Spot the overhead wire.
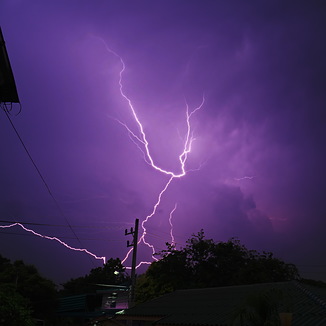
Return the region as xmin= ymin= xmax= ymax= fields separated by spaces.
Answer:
xmin=0 ymin=102 xmax=22 ymax=116
xmin=1 ymin=103 xmax=191 ymax=263
xmin=144 ymin=228 xmax=186 ymax=244
xmin=1 ymin=104 xmax=97 ymax=266
xmin=0 ymin=219 xmax=126 ymax=229
xmin=0 ymin=229 xmax=124 ymax=242
xmin=2 ymin=106 xmax=54 ymax=198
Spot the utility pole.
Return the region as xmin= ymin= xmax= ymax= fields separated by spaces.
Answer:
xmin=125 ymin=218 xmax=139 ymax=308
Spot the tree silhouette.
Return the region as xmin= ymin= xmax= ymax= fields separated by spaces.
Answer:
xmin=0 ymin=254 xmax=57 ymax=324
xmin=136 ymin=231 xmax=299 ymax=303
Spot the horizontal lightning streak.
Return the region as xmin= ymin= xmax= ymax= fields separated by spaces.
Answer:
xmin=0 ymin=223 xmax=106 ymax=264
xmin=2 ymin=38 xmax=205 ymax=271
xmin=2 ymin=104 xmax=105 ymax=266
xmin=234 ymin=176 xmax=256 ymax=181
xmin=0 ymin=35 xmax=208 ymax=274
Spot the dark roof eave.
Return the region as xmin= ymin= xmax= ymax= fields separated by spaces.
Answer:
xmin=116 ymin=315 xmax=165 ymax=321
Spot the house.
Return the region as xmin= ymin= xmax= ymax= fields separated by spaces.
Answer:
xmin=58 ymin=285 xmax=129 ymax=324
xmin=108 ymin=281 xmax=326 ymax=326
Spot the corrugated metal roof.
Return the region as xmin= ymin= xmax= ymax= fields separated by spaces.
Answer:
xmin=157 ymin=312 xmax=230 ymax=326
xmin=58 ymin=294 xmax=87 ymax=312
xmin=118 ymin=281 xmax=326 ymax=326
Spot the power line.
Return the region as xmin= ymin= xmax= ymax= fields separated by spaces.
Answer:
xmin=0 ymin=219 xmax=125 ymax=229
xmin=146 ymin=224 xmax=190 ymax=239
xmin=0 ymin=229 xmax=124 ymax=242
xmin=144 ymin=229 xmax=185 ymax=245
xmin=2 ymin=106 xmax=54 ymax=197
xmin=1 ymin=105 xmax=93 ymax=263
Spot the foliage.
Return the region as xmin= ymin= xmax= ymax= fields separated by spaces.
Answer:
xmin=61 ymin=258 xmax=130 ymax=295
xmin=136 ymin=230 xmax=299 ymax=303
xmin=136 ymin=244 xmax=188 ymax=302
xmin=0 ymin=284 xmax=35 ymax=326
xmin=0 ymin=254 xmax=57 ymax=323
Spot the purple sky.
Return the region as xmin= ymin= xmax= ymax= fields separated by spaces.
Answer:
xmin=0 ymin=1 xmax=326 ymax=286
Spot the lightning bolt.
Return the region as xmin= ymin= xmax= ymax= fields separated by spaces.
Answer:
xmin=234 ymin=176 xmax=256 ymax=181
xmin=169 ymin=203 xmax=177 ymax=247
xmin=0 ymin=222 xmax=106 ymax=263
xmin=103 ymin=42 xmax=204 ymax=266
xmin=0 ymin=39 xmax=204 ymax=271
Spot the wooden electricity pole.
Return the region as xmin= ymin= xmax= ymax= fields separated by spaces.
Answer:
xmin=125 ymin=218 xmax=139 ymax=308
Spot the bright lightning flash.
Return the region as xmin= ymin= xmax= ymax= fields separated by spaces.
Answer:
xmin=103 ymin=44 xmax=205 ymax=267
xmin=169 ymin=203 xmax=178 ymax=247
xmin=234 ymin=176 xmax=256 ymax=181
xmin=0 ymin=222 xmax=106 ymax=263
xmin=0 ymin=40 xmax=204 ymax=270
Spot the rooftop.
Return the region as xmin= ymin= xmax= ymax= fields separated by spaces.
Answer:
xmin=117 ymin=281 xmax=326 ymax=326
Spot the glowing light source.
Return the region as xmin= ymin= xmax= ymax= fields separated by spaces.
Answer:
xmin=0 ymin=39 xmax=204 ymax=269
xmin=103 ymin=42 xmax=204 ymax=265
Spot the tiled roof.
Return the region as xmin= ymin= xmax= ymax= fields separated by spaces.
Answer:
xmin=118 ymin=281 xmax=326 ymax=326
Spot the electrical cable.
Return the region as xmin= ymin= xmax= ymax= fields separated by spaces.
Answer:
xmin=1 ymin=105 xmax=96 ymax=266
xmin=0 ymin=229 xmax=124 ymax=241
xmin=0 ymin=219 xmax=126 ymax=229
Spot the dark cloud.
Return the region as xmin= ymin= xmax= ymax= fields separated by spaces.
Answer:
xmin=0 ymin=0 xmax=325 ymax=284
